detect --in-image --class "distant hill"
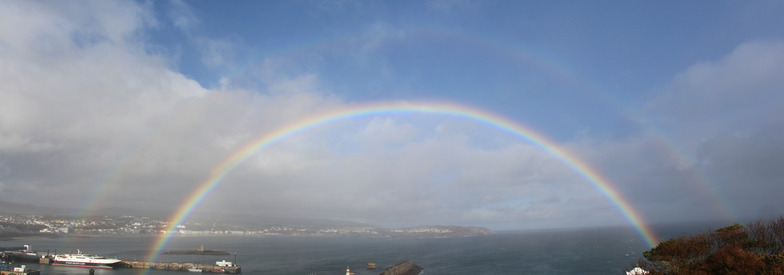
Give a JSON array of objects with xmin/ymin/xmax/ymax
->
[
  {"xmin": 387, "ymin": 225, "xmax": 492, "ymax": 237},
  {"xmin": 0, "ymin": 200, "xmax": 72, "ymax": 215},
  {"xmin": 0, "ymin": 200, "xmax": 168, "ymax": 217},
  {"xmin": 0, "ymin": 208, "xmax": 492, "ymax": 238}
]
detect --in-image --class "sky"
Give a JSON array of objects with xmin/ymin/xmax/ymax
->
[{"xmin": 1, "ymin": 0, "xmax": 783, "ymax": 232}]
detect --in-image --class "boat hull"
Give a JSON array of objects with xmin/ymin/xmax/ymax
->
[
  {"xmin": 52, "ymin": 263, "xmax": 115, "ymax": 269},
  {"xmin": 52, "ymin": 252, "xmax": 121, "ymax": 270}
]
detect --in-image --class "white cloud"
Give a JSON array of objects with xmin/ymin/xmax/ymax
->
[
  {"xmin": 647, "ymin": 40, "xmax": 784, "ymax": 150},
  {"xmin": 359, "ymin": 118, "xmax": 418, "ymax": 147},
  {"xmin": 0, "ymin": 1, "xmax": 209, "ymax": 206},
  {"xmin": 196, "ymin": 37, "xmax": 234, "ymax": 68},
  {"xmin": 0, "ymin": 0, "xmax": 353, "ymax": 216},
  {"xmin": 0, "ymin": 1, "xmax": 151, "ymax": 53},
  {"xmin": 569, "ymin": 40, "xmax": 784, "ymax": 224},
  {"xmin": 194, "ymin": 115, "xmax": 600, "ymax": 229},
  {"xmin": 170, "ymin": 0, "xmax": 197, "ymax": 31}
]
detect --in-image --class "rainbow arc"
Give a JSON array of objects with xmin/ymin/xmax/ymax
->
[{"xmin": 146, "ymin": 101, "xmax": 659, "ymax": 265}]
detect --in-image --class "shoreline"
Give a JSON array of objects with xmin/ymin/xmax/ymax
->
[{"xmin": 0, "ymin": 233, "xmax": 60, "ymax": 241}]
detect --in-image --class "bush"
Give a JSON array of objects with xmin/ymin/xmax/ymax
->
[{"xmin": 639, "ymin": 216, "xmax": 784, "ymax": 274}]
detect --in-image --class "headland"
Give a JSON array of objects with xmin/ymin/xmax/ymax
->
[{"xmin": 164, "ymin": 244, "xmax": 229, "ymax": 255}]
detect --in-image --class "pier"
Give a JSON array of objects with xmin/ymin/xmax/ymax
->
[{"xmin": 118, "ymin": 260, "xmax": 241, "ymax": 273}]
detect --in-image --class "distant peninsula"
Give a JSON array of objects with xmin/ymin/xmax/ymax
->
[
  {"xmin": 0, "ymin": 211, "xmax": 493, "ymax": 238},
  {"xmin": 163, "ymin": 245, "xmax": 229, "ymax": 255},
  {"xmin": 386, "ymin": 225, "xmax": 492, "ymax": 237}
]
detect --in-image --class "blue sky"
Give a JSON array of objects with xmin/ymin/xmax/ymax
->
[
  {"xmin": 1, "ymin": 0, "xmax": 784, "ymax": 232},
  {"xmin": 145, "ymin": 1, "xmax": 783, "ymax": 139}
]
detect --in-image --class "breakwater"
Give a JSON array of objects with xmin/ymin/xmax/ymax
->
[{"xmin": 118, "ymin": 260, "xmax": 240, "ymax": 273}]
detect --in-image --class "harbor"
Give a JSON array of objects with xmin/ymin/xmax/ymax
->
[
  {"xmin": 0, "ymin": 235, "xmax": 441, "ymax": 274},
  {"xmin": 1, "ymin": 246, "xmax": 240, "ymax": 274}
]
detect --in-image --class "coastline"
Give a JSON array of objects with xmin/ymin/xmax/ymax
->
[{"xmin": 0, "ymin": 233, "xmax": 60, "ymax": 241}]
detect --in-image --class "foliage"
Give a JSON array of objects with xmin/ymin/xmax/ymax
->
[
  {"xmin": 0, "ymin": 222, "xmax": 47, "ymax": 232},
  {"xmin": 639, "ymin": 216, "xmax": 784, "ymax": 274}
]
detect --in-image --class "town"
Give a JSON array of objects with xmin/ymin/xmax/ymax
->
[{"xmin": 0, "ymin": 214, "xmax": 490, "ymax": 238}]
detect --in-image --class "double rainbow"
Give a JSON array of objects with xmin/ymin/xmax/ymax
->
[{"xmin": 146, "ymin": 101, "xmax": 659, "ymax": 264}]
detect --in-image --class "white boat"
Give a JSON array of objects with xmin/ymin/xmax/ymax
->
[
  {"xmin": 188, "ymin": 267, "xmax": 204, "ymax": 272},
  {"xmin": 52, "ymin": 250, "xmax": 121, "ymax": 269}
]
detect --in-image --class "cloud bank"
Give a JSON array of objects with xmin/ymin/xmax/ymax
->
[{"xmin": 1, "ymin": 1, "xmax": 783, "ymax": 231}]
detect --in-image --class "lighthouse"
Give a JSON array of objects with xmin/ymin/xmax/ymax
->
[{"xmin": 346, "ymin": 266, "xmax": 351, "ymax": 275}]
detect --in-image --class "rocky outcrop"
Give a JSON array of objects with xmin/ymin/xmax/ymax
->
[{"xmin": 379, "ymin": 261, "xmax": 423, "ymax": 275}]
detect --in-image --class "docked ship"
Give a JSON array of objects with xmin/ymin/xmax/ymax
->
[
  {"xmin": 52, "ymin": 250, "xmax": 121, "ymax": 269},
  {"xmin": 0, "ymin": 245, "xmax": 45, "ymax": 263}
]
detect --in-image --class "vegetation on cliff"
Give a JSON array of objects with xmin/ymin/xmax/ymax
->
[
  {"xmin": 636, "ymin": 216, "xmax": 784, "ymax": 274},
  {"xmin": 0, "ymin": 222, "xmax": 47, "ymax": 233},
  {"xmin": 379, "ymin": 261, "xmax": 423, "ymax": 275}
]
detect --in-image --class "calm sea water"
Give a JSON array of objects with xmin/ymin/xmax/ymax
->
[{"xmin": 1, "ymin": 224, "xmax": 713, "ymax": 275}]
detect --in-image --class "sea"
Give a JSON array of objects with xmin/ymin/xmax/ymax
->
[{"xmin": 0, "ymin": 223, "xmax": 722, "ymax": 275}]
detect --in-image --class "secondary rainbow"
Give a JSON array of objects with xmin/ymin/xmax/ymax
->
[{"xmin": 146, "ymin": 101, "xmax": 659, "ymax": 264}]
